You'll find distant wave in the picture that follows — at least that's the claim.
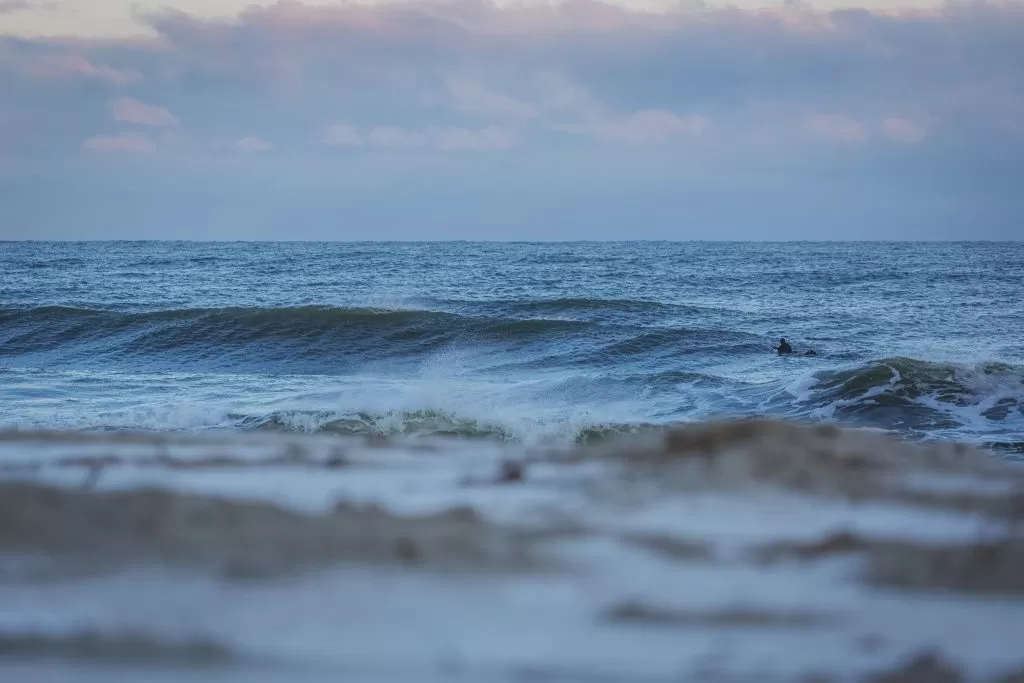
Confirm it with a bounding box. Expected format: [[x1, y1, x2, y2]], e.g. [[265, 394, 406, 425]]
[[446, 297, 709, 321], [0, 305, 587, 367], [0, 304, 765, 373]]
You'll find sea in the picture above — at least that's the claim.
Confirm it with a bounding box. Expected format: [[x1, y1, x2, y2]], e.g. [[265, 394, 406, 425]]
[[2, 241, 1024, 683], [2, 241, 1022, 450]]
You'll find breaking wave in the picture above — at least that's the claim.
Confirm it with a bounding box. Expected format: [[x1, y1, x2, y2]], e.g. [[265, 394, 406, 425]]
[[1, 304, 1021, 450], [228, 358, 1024, 446], [31, 408, 664, 446], [792, 357, 1024, 446], [234, 408, 663, 444]]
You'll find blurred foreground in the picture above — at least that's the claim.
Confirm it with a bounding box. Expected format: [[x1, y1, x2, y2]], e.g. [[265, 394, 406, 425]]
[[1, 420, 1023, 682]]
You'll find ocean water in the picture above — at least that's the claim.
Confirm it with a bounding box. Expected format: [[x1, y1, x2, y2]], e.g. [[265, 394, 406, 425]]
[[2, 241, 1022, 448], [3, 241, 1024, 682]]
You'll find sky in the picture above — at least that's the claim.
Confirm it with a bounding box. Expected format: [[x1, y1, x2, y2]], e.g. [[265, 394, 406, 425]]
[[0, 0, 1022, 240]]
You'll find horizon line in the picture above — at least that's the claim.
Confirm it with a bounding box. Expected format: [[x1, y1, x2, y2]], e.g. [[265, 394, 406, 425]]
[[3, 239, 1022, 245]]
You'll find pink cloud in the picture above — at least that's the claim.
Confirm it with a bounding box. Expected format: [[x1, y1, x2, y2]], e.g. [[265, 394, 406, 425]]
[[82, 133, 155, 154], [366, 126, 425, 149], [561, 110, 709, 144], [807, 114, 866, 142], [881, 117, 927, 143], [111, 98, 178, 127], [221, 0, 647, 45], [0, 1, 31, 13], [446, 78, 538, 119], [4, 0, 1023, 165], [434, 125, 515, 151], [534, 75, 601, 118], [28, 55, 140, 86], [323, 124, 425, 149], [234, 136, 274, 152], [323, 122, 514, 152], [0, 0, 58, 14], [323, 123, 364, 146]]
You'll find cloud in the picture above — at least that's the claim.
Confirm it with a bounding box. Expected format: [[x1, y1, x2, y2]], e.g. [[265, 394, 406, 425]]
[[111, 98, 178, 127], [5, 0, 1020, 153], [234, 136, 273, 152], [325, 125, 424, 149], [82, 133, 155, 154], [807, 114, 867, 142], [434, 125, 515, 151], [0, 1, 57, 13], [446, 78, 538, 119], [324, 122, 514, 152], [1, 1, 1024, 238], [561, 110, 709, 144], [323, 123, 364, 147], [365, 126, 425, 149], [0, 1, 31, 12], [24, 55, 140, 85], [807, 113, 929, 143], [881, 117, 927, 143]]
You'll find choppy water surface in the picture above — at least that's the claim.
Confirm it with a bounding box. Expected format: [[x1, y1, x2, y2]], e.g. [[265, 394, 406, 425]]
[[1, 241, 1022, 448]]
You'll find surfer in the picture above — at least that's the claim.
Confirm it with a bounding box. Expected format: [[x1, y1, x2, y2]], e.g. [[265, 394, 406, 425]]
[[776, 338, 819, 356]]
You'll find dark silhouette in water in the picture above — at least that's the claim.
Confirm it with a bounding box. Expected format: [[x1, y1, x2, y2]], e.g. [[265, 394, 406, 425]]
[[778, 338, 819, 356]]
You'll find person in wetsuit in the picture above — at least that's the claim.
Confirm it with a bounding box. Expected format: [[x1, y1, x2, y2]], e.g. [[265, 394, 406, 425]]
[[777, 338, 793, 355]]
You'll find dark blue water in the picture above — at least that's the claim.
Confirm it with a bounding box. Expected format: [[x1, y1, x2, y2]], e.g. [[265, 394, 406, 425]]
[[1, 241, 1022, 448]]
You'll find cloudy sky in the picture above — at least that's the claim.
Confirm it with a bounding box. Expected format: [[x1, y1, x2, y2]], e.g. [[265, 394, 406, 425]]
[[1, 0, 1021, 239]]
